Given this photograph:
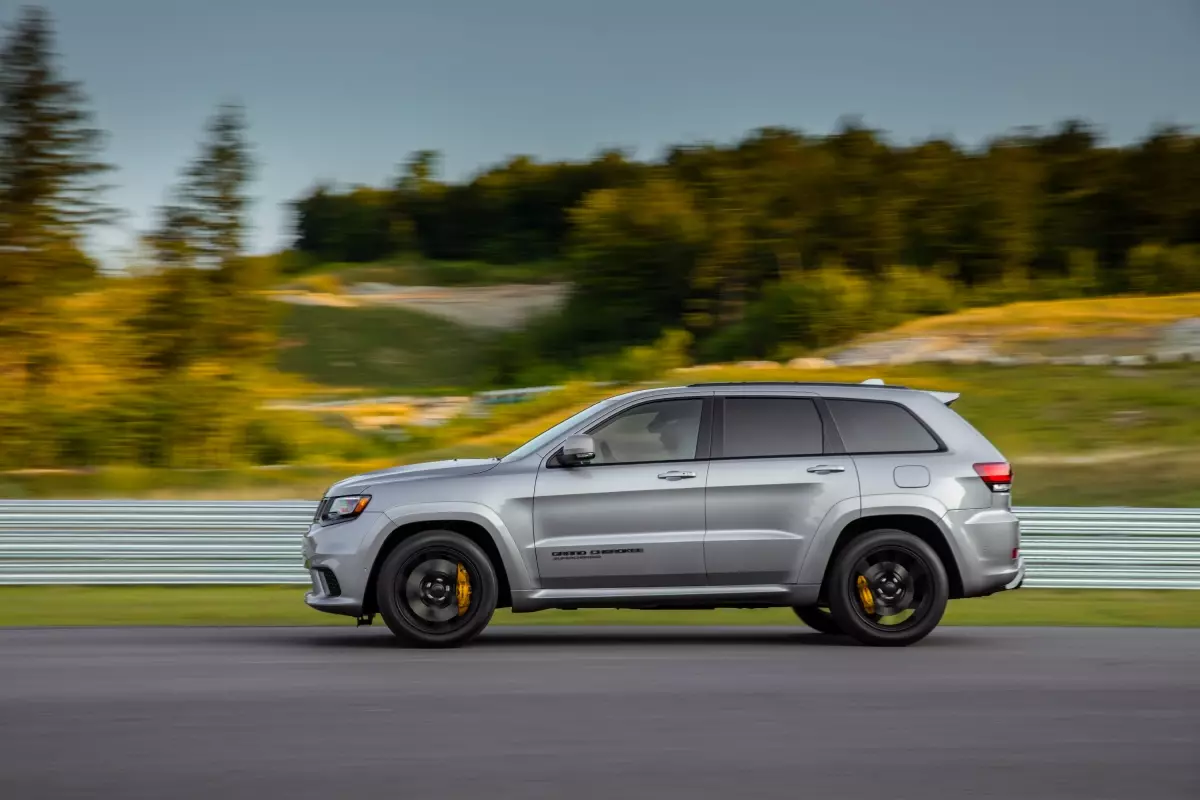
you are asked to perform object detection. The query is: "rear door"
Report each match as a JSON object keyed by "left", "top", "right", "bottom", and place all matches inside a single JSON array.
[
  {"left": 704, "top": 394, "right": 859, "bottom": 585},
  {"left": 533, "top": 396, "right": 712, "bottom": 589}
]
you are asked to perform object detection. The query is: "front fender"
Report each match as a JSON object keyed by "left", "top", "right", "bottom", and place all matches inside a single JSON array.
[{"left": 367, "top": 501, "right": 537, "bottom": 593}]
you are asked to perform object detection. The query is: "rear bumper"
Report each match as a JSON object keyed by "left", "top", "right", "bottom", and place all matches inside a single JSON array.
[
  {"left": 942, "top": 507, "right": 1023, "bottom": 598},
  {"left": 1005, "top": 555, "right": 1027, "bottom": 591}
]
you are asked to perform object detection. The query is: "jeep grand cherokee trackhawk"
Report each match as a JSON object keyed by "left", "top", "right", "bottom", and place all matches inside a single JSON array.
[{"left": 303, "top": 380, "right": 1025, "bottom": 647}]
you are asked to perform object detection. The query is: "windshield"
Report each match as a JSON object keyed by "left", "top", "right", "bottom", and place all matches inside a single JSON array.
[{"left": 502, "top": 396, "right": 622, "bottom": 462}]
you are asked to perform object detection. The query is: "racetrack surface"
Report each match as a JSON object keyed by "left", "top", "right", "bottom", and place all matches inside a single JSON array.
[{"left": 0, "top": 626, "right": 1197, "bottom": 799}]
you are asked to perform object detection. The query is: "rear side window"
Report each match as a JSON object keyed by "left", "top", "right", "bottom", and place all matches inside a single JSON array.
[
  {"left": 722, "top": 397, "right": 823, "bottom": 458},
  {"left": 827, "top": 399, "right": 940, "bottom": 454}
]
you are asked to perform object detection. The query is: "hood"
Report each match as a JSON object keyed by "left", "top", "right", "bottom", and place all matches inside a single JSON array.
[{"left": 325, "top": 458, "right": 500, "bottom": 495}]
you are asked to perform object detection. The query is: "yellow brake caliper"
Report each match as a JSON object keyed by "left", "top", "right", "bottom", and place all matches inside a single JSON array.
[
  {"left": 456, "top": 563, "right": 471, "bottom": 616},
  {"left": 856, "top": 575, "right": 876, "bottom": 615}
]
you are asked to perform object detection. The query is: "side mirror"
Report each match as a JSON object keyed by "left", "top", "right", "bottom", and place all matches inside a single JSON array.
[{"left": 559, "top": 434, "right": 596, "bottom": 466}]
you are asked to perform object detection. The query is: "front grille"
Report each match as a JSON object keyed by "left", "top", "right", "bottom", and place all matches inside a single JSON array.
[{"left": 316, "top": 567, "right": 342, "bottom": 597}]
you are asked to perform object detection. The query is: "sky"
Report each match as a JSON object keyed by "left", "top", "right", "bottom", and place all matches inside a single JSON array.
[{"left": 19, "top": 0, "right": 1200, "bottom": 260}]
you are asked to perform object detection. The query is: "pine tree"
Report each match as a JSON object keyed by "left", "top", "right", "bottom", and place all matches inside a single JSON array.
[
  {"left": 142, "top": 103, "right": 273, "bottom": 368},
  {"left": 0, "top": 5, "right": 113, "bottom": 382}
]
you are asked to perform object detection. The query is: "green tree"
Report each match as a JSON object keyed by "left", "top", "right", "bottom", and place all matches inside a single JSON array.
[
  {"left": 0, "top": 5, "right": 113, "bottom": 373},
  {"left": 143, "top": 103, "right": 273, "bottom": 366}
]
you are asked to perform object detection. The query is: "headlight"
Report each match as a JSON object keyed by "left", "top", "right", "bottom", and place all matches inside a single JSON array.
[{"left": 317, "top": 495, "right": 371, "bottom": 525}]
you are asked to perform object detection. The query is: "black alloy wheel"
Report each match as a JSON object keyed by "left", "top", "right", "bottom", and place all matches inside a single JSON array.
[
  {"left": 827, "top": 529, "right": 948, "bottom": 647},
  {"left": 376, "top": 530, "right": 498, "bottom": 648}
]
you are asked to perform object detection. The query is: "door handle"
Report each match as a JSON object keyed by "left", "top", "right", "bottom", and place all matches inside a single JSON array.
[
  {"left": 657, "top": 470, "right": 697, "bottom": 481},
  {"left": 807, "top": 465, "right": 846, "bottom": 474}
]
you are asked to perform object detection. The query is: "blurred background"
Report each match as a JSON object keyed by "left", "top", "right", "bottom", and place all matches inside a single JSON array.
[
  {"left": 0, "top": 4, "right": 1197, "bottom": 798},
  {"left": 0, "top": 1, "right": 1197, "bottom": 617}
]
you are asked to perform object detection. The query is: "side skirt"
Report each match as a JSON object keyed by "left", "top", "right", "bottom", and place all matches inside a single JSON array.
[{"left": 510, "top": 583, "right": 820, "bottom": 613}]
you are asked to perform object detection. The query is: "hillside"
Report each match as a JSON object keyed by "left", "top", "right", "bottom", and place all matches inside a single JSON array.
[
  {"left": 9, "top": 361, "right": 1199, "bottom": 507},
  {"left": 277, "top": 303, "right": 490, "bottom": 390},
  {"left": 826, "top": 293, "right": 1200, "bottom": 364}
]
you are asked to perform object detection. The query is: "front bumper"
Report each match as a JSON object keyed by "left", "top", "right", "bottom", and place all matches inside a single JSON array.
[{"left": 302, "top": 511, "right": 389, "bottom": 617}]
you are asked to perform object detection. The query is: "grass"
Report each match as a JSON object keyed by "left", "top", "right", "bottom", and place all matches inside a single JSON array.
[
  {"left": 677, "top": 362, "right": 1200, "bottom": 457},
  {"left": 0, "top": 586, "right": 1195, "bottom": 628},
  {"left": 4, "top": 363, "right": 1200, "bottom": 504},
  {"left": 884, "top": 292, "right": 1200, "bottom": 334},
  {"left": 872, "top": 292, "right": 1199, "bottom": 343},
  {"left": 277, "top": 303, "right": 489, "bottom": 390}
]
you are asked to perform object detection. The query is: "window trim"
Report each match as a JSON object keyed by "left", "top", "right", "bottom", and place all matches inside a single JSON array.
[
  {"left": 710, "top": 395, "right": 831, "bottom": 461},
  {"left": 546, "top": 396, "right": 713, "bottom": 469},
  {"left": 823, "top": 397, "right": 948, "bottom": 456}
]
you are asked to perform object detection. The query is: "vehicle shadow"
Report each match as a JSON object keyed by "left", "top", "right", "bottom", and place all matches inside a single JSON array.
[{"left": 281, "top": 625, "right": 983, "bottom": 650}]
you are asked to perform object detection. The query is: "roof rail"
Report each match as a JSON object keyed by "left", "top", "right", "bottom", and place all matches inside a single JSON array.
[{"left": 685, "top": 380, "right": 911, "bottom": 389}]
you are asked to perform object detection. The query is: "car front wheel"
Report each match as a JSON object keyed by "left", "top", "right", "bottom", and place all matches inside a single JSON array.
[
  {"left": 827, "top": 529, "right": 949, "bottom": 647},
  {"left": 375, "top": 530, "right": 498, "bottom": 648}
]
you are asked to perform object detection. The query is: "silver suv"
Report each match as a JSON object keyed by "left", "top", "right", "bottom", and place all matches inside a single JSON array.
[{"left": 304, "top": 380, "right": 1025, "bottom": 647}]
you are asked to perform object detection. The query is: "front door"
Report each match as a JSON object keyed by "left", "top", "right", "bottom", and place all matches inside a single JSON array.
[
  {"left": 533, "top": 396, "right": 711, "bottom": 589},
  {"left": 705, "top": 395, "right": 860, "bottom": 585}
]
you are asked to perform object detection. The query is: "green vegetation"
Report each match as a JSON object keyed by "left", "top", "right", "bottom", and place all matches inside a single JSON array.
[
  {"left": 1, "top": 6, "right": 1198, "bottom": 495},
  {"left": 0, "top": 586, "right": 1195, "bottom": 628},
  {"left": 278, "top": 303, "right": 489, "bottom": 389},
  {"left": 3, "top": 362, "right": 1198, "bottom": 506},
  {"left": 291, "top": 119, "right": 1200, "bottom": 382},
  {"left": 882, "top": 293, "right": 1200, "bottom": 339}
]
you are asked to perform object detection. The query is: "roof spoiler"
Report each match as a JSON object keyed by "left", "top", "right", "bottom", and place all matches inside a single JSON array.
[
  {"left": 860, "top": 378, "right": 959, "bottom": 406},
  {"left": 927, "top": 391, "right": 960, "bottom": 406}
]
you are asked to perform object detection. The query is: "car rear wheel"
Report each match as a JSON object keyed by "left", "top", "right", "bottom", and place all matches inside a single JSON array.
[
  {"left": 827, "top": 529, "right": 948, "bottom": 647},
  {"left": 376, "top": 530, "right": 498, "bottom": 648},
  {"left": 792, "top": 605, "right": 842, "bottom": 635}
]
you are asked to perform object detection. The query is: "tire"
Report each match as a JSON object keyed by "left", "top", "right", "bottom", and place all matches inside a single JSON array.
[
  {"left": 792, "top": 605, "right": 843, "bottom": 635},
  {"left": 375, "top": 530, "right": 498, "bottom": 648},
  {"left": 827, "top": 528, "right": 948, "bottom": 647}
]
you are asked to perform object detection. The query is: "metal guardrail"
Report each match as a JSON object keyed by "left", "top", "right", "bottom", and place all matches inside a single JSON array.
[{"left": 0, "top": 501, "right": 1198, "bottom": 588}]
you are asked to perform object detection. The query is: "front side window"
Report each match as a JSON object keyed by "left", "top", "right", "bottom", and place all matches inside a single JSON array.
[
  {"left": 722, "top": 397, "right": 823, "bottom": 458},
  {"left": 826, "top": 398, "right": 940, "bottom": 454},
  {"left": 503, "top": 395, "right": 623, "bottom": 461},
  {"left": 588, "top": 399, "right": 704, "bottom": 465}
]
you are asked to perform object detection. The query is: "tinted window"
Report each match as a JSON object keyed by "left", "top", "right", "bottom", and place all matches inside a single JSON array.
[
  {"left": 827, "top": 399, "right": 940, "bottom": 453},
  {"left": 589, "top": 399, "right": 703, "bottom": 464},
  {"left": 722, "top": 397, "right": 823, "bottom": 458}
]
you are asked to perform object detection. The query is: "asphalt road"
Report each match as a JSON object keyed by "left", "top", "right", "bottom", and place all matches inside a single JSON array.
[{"left": 0, "top": 626, "right": 1197, "bottom": 799}]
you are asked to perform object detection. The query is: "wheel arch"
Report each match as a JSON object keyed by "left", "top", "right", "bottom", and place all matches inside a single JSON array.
[
  {"left": 819, "top": 513, "right": 966, "bottom": 601},
  {"left": 363, "top": 517, "right": 517, "bottom": 615}
]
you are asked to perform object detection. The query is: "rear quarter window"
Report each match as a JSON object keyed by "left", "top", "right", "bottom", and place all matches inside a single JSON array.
[{"left": 826, "top": 398, "right": 941, "bottom": 454}]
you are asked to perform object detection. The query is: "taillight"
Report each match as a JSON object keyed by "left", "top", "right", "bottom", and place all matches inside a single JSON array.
[{"left": 974, "top": 462, "right": 1012, "bottom": 492}]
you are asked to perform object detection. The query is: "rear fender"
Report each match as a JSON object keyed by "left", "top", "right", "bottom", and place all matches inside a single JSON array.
[{"left": 798, "top": 494, "right": 964, "bottom": 588}]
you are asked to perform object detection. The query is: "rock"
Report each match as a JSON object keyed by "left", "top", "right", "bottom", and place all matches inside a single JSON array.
[
  {"left": 1112, "top": 354, "right": 1148, "bottom": 367},
  {"left": 787, "top": 357, "right": 833, "bottom": 370},
  {"left": 1159, "top": 318, "right": 1200, "bottom": 351},
  {"left": 1152, "top": 349, "right": 1196, "bottom": 363}
]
